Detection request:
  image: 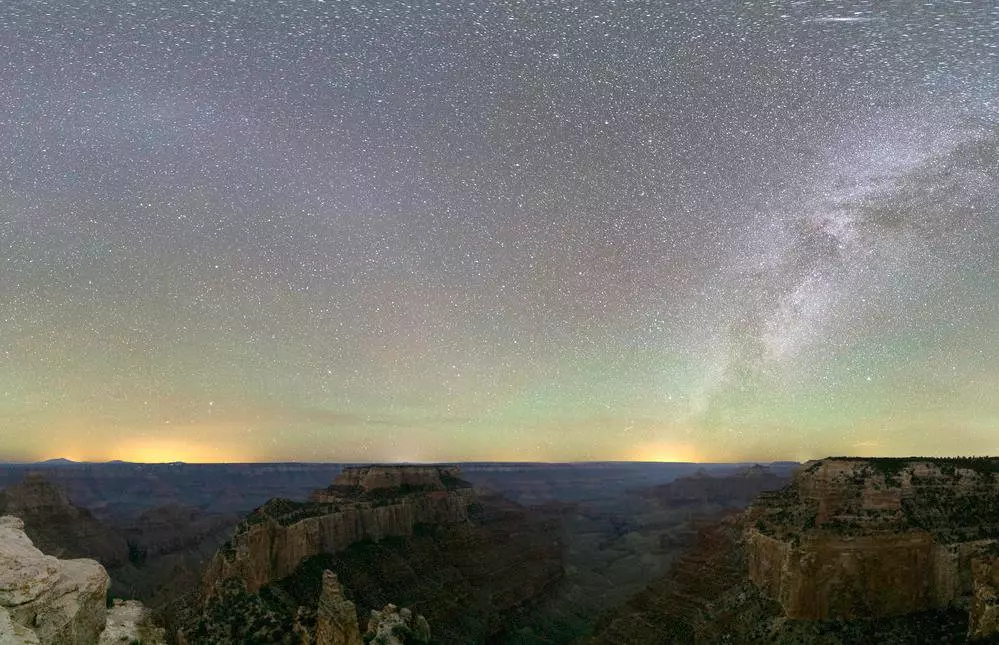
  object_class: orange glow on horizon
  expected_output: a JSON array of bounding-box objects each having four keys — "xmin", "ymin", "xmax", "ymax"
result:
[{"xmin": 621, "ymin": 441, "xmax": 704, "ymax": 463}]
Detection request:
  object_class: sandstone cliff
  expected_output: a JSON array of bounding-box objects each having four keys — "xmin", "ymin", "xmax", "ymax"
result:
[
  {"xmin": 747, "ymin": 457, "xmax": 999, "ymax": 630},
  {"xmin": 204, "ymin": 466, "xmax": 475, "ymax": 596},
  {"xmin": 593, "ymin": 457, "xmax": 999, "ymax": 644},
  {"xmin": 0, "ymin": 515, "xmax": 165, "ymax": 645},
  {"xmin": 315, "ymin": 570, "xmax": 363, "ymax": 645},
  {"xmin": 188, "ymin": 466, "xmax": 563, "ymax": 644}
]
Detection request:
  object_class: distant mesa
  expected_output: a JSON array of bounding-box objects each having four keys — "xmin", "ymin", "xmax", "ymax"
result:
[
  {"xmin": 314, "ymin": 463, "xmax": 470, "ymax": 499},
  {"xmin": 643, "ymin": 463, "xmax": 790, "ymax": 508}
]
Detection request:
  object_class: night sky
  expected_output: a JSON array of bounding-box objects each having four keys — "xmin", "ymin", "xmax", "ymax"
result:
[{"xmin": 1, "ymin": 1, "xmax": 996, "ymax": 463}]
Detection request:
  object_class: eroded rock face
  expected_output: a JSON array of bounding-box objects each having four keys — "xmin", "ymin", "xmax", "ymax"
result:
[
  {"xmin": 747, "ymin": 458, "xmax": 999, "ymax": 633},
  {"xmin": 190, "ymin": 467, "xmax": 562, "ymax": 644},
  {"xmin": 0, "ymin": 605, "xmax": 41, "ymax": 645},
  {"xmin": 970, "ymin": 551, "xmax": 999, "ymax": 640},
  {"xmin": 315, "ymin": 570, "xmax": 362, "ymax": 645},
  {"xmin": 204, "ymin": 470, "xmax": 475, "ymax": 596},
  {"xmin": 746, "ymin": 528, "xmax": 938, "ymax": 618},
  {"xmin": 364, "ymin": 604, "xmax": 430, "ymax": 644},
  {"xmin": 0, "ymin": 516, "xmax": 109, "ymax": 645}
]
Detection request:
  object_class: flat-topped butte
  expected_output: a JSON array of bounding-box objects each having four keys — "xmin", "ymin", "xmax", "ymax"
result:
[
  {"xmin": 745, "ymin": 457, "xmax": 999, "ymax": 635},
  {"xmin": 752, "ymin": 457, "xmax": 999, "ymax": 542}
]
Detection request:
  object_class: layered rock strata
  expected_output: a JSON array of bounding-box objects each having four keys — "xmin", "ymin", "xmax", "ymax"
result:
[
  {"xmin": 0, "ymin": 515, "xmax": 164, "ymax": 645},
  {"xmin": 204, "ymin": 466, "xmax": 475, "ymax": 596},
  {"xmin": 0, "ymin": 516, "xmax": 109, "ymax": 645},
  {"xmin": 969, "ymin": 547, "xmax": 999, "ymax": 640},
  {"xmin": 315, "ymin": 570, "xmax": 363, "ymax": 645},
  {"xmin": 747, "ymin": 458, "xmax": 999, "ymax": 637}
]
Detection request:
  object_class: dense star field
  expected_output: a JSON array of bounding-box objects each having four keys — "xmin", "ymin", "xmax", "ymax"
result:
[{"xmin": 0, "ymin": 1, "xmax": 996, "ymax": 463}]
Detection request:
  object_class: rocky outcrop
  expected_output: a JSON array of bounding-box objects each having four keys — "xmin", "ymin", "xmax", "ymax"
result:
[
  {"xmin": 204, "ymin": 489, "xmax": 473, "ymax": 595},
  {"xmin": 205, "ymin": 467, "xmax": 475, "ymax": 596},
  {"xmin": 747, "ymin": 458, "xmax": 999, "ymax": 628},
  {"xmin": 0, "ymin": 474, "xmax": 128, "ymax": 567},
  {"xmin": 364, "ymin": 604, "xmax": 430, "ymax": 644},
  {"xmin": 313, "ymin": 569, "xmax": 431, "ymax": 645},
  {"xmin": 0, "ymin": 516, "xmax": 109, "ymax": 645},
  {"xmin": 970, "ymin": 549, "xmax": 999, "ymax": 640},
  {"xmin": 98, "ymin": 599, "xmax": 166, "ymax": 645},
  {"xmin": 0, "ymin": 515, "xmax": 166, "ymax": 645},
  {"xmin": 315, "ymin": 570, "xmax": 363, "ymax": 645}
]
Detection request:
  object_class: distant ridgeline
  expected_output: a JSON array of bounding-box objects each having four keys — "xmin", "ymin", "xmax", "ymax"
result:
[
  {"xmin": 747, "ymin": 458, "xmax": 999, "ymax": 639},
  {"xmin": 183, "ymin": 464, "xmax": 563, "ymax": 644}
]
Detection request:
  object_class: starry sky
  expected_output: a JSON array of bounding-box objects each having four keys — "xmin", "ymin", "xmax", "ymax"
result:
[{"xmin": 1, "ymin": 1, "xmax": 997, "ymax": 464}]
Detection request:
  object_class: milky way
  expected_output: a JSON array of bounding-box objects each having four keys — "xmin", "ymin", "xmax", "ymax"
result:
[{"xmin": 0, "ymin": 1, "xmax": 996, "ymax": 463}]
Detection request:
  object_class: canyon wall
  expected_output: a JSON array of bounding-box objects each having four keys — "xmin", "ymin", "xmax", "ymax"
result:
[
  {"xmin": 746, "ymin": 528, "xmax": 938, "ymax": 619},
  {"xmin": 0, "ymin": 474, "xmax": 129, "ymax": 567},
  {"xmin": 747, "ymin": 458, "xmax": 999, "ymax": 638},
  {"xmin": 205, "ymin": 486, "xmax": 473, "ymax": 595},
  {"xmin": 193, "ymin": 466, "xmax": 562, "ymax": 644}
]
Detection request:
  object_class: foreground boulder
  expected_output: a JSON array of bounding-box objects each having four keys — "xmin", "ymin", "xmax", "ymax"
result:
[
  {"xmin": 0, "ymin": 516, "xmax": 109, "ymax": 645},
  {"xmin": 0, "ymin": 516, "xmax": 164, "ymax": 645}
]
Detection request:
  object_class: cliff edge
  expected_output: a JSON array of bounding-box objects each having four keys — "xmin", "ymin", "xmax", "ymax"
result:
[{"xmin": 0, "ymin": 516, "xmax": 164, "ymax": 645}]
